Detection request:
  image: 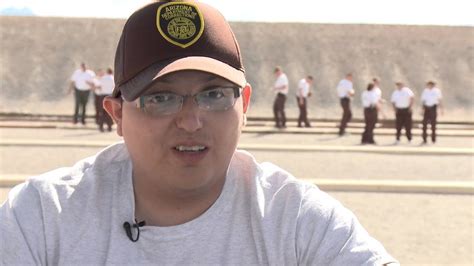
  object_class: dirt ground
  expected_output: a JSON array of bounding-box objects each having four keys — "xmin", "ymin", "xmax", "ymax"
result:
[{"xmin": 330, "ymin": 192, "xmax": 473, "ymax": 265}]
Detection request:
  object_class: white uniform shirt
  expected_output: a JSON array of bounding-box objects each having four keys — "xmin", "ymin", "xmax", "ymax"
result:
[
  {"xmin": 91, "ymin": 77, "xmax": 101, "ymax": 95},
  {"xmin": 361, "ymin": 90, "xmax": 379, "ymax": 108},
  {"xmin": 71, "ymin": 69, "xmax": 96, "ymax": 91},
  {"xmin": 421, "ymin": 87, "xmax": 442, "ymax": 107},
  {"xmin": 391, "ymin": 87, "xmax": 414, "ymax": 108},
  {"xmin": 96, "ymin": 74, "xmax": 115, "ymax": 96},
  {"xmin": 297, "ymin": 78, "xmax": 310, "ymax": 98},
  {"xmin": 274, "ymin": 73, "xmax": 289, "ymax": 95},
  {"xmin": 374, "ymin": 86, "xmax": 382, "ymax": 101},
  {"xmin": 336, "ymin": 79, "xmax": 354, "ymax": 98},
  {"xmin": 0, "ymin": 143, "xmax": 399, "ymax": 265}
]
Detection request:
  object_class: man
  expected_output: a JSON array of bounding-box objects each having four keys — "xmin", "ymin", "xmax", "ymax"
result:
[
  {"xmin": 336, "ymin": 73, "xmax": 355, "ymax": 136},
  {"xmin": 93, "ymin": 67, "xmax": 115, "ymax": 132},
  {"xmin": 390, "ymin": 82, "xmax": 415, "ymax": 144},
  {"xmin": 421, "ymin": 81, "xmax": 443, "ymax": 144},
  {"xmin": 296, "ymin": 75, "xmax": 314, "ymax": 127},
  {"xmin": 373, "ymin": 77, "xmax": 387, "ymax": 118},
  {"xmin": 69, "ymin": 62, "xmax": 95, "ymax": 124},
  {"xmin": 372, "ymin": 78, "xmax": 382, "ymax": 100},
  {"xmin": 361, "ymin": 83, "xmax": 379, "ymax": 144},
  {"xmin": 92, "ymin": 68, "xmax": 105, "ymax": 125},
  {"xmin": 0, "ymin": 1, "xmax": 398, "ymax": 265},
  {"xmin": 272, "ymin": 66, "xmax": 289, "ymax": 128}
]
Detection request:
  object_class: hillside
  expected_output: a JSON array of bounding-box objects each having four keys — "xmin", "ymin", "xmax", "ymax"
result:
[{"xmin": 1, "ymin": 16, "xmax": 472, "ymax": 119}]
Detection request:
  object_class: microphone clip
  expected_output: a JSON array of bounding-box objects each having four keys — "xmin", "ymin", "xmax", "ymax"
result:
[{"xmin": 123, "ymin": 219, "xmax": 146, "ymax": 242}]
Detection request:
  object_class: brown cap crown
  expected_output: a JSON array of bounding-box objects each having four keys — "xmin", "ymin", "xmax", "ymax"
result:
[{"xmin": 113, "ymin": 0, "xmax": 246, "ymax": 101}]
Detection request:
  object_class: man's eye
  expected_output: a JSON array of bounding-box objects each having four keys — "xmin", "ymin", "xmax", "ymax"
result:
[
  {"xmin": 202, "ymin": 88, "xmax": 226, "ymax": 99},
  {"xmin": 148, "ymin": 93, "xmax": 176, "ymax": 103},
  {"xmin": 201, "ymin": 88, "xmax": 233, "ymax": 100}
]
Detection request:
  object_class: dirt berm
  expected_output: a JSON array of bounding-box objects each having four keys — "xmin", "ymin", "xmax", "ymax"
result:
[{"xmin": 1, "ymin": 16, "xmax": 473, "ymax": 120}]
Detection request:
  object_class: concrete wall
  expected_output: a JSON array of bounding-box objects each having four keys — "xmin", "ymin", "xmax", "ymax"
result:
[{"xmin": 1, "ymin": 16, "xmax": 473, "ymax": 119}]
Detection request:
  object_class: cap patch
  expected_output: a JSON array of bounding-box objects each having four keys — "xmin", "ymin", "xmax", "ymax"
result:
[{"xmin": 156, "ymin": 2, "xmax": 204, "ymax": 48}]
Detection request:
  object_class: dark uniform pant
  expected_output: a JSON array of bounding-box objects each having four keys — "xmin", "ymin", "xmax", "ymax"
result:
[
  {"xmin": 95, "ymin": 95, "xmax": 114, "ymax": 131},
  {"xmin": 339, "ymin": 97, "xmax": 352, "ymax": 135},
  {"xmin": 422, "ymin": 105, "xmax": 437, "ymax": 143},
  {"xmin": 73, "ymin": 88, "xmax": 90, "ymax": 124},
  {"xmin": 395, "ymin": 108, "xmax": 412, "ymax": 141},
  {"xmin": 362, "ymin": 107, "xmax": 378, "ymax": 144},
  {"xmin": 273, "ymin": 93, "xmax": 287, "ymax": 127},
  {"xmin": 297, "ymin": 97, "xmax": 310, "ymax": 127}
]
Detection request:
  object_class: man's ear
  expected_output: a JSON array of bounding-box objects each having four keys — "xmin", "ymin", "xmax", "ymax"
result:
[
  {"xmin": 242, "ymin": 83, "xmax": 252, "ymax": 114},
  {"xmin": 103, "ymin": 96, "xmax": 124, "ymax": 136}
]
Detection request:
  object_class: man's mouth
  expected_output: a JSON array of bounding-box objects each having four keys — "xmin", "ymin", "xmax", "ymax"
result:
[{"xmin": 174, "ymin": 145, "xmax": 207, "ymax": 152}]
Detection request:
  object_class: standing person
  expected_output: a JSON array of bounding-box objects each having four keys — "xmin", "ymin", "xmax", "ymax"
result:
[
  {"xmin": 92, "ymin": 69, "xmax": 105, "ymax": 125},
  {"xmin": 361, "ymin": 83, "xmax": 379, "ymax": 144},
  {"xmin": 0, "ymin": 1, "xmax": 398, "ymax": 265},
  {"xmin": 336, "ymin": 73, "xmax": 355, "ymax": 136},
  {"xmin": 372, "ymin": 78, "xmax": 382, "ymax": 100},
  {"xmin": 421, "ymin": 81, "xmax": 443, "ymax": 144},
  {"xmin": 390, "ymin": 82, "xmax": 415, "ymax": 144},
  {"xmin": 272, "ymin": 66, "xmax": 289, "ymax": 128},
  {"xmin": 69, "ymin": 62, "xmax": 95, "ymax": 125},
  {"xmin": 94, "ymin": 68, "xmax": 115, "ymax": 132},
  {"xmin": 373, "ymin": 77, "xmax": 386, "ymax": 119},
  {"xmin": 296, "ymin": 75, "xmax": 314, "ymax": 127}
]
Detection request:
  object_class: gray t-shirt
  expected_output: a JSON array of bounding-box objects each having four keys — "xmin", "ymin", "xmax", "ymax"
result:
[{"xmin": 1, "ymin": 143, "xmax": 398, "ymax": 265}]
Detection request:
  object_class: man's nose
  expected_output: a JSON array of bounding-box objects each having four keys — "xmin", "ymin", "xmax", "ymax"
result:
[{"xmin": 175, "ymin": 96, "xmax": 203, "ymax": 132}]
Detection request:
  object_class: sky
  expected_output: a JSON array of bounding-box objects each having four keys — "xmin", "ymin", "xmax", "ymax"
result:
[{"xmin": 0, "ymin": 0, "xmax": 473, "ymax": 26}]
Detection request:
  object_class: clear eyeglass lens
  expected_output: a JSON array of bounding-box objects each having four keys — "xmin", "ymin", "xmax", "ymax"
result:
[
  {"xmin": 195, "ymin": 87, "xmax": 237, "ymax": 111},
  {"xmin": 140, "ymin": 87, "xmax": 239, "ymax": 116},
  {"xmin": 142, "ymin": 93, "xmax": 183, "ymax": 116}
]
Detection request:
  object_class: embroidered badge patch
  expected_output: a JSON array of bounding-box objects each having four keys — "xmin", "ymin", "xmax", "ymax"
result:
[{"xmin": 156, "ymin": 2, "xmax": 204, "ymax": 48}]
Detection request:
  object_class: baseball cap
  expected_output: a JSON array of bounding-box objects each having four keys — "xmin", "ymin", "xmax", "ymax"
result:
[{"xmin": 113, "ymin": 0, "xmax": 246, "ymax": 101}]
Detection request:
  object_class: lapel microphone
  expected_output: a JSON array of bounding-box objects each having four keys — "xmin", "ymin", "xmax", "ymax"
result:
[{"xmin": 123, "ymin": 219, "xmax": 146, "ymax": 242}]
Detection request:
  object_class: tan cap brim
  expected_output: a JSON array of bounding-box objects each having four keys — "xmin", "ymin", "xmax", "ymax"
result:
[{"xmin": 118, "ymin": 56, "xmax": 246, "ymax": 101}]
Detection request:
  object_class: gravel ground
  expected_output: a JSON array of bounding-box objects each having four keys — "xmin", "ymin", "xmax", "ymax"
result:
[{"xmin": 329, "ymin": 192, "xmax": 473, "ymax": 265}]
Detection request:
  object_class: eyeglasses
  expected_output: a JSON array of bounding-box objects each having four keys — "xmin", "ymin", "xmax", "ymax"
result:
[{"xmin": 131, "ymin": 86, "xmax": 241, "ymax": 116}]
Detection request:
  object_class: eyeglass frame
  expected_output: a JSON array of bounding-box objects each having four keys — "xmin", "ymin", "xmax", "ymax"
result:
[{"xmin": 122, "ymin": 86, "xmax": 242, "ymax": 116}]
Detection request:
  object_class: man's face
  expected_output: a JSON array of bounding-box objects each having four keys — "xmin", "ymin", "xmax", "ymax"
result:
[{"xmin": 106, "ymin": 70, "xmax": 250, "ymax": 194}]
